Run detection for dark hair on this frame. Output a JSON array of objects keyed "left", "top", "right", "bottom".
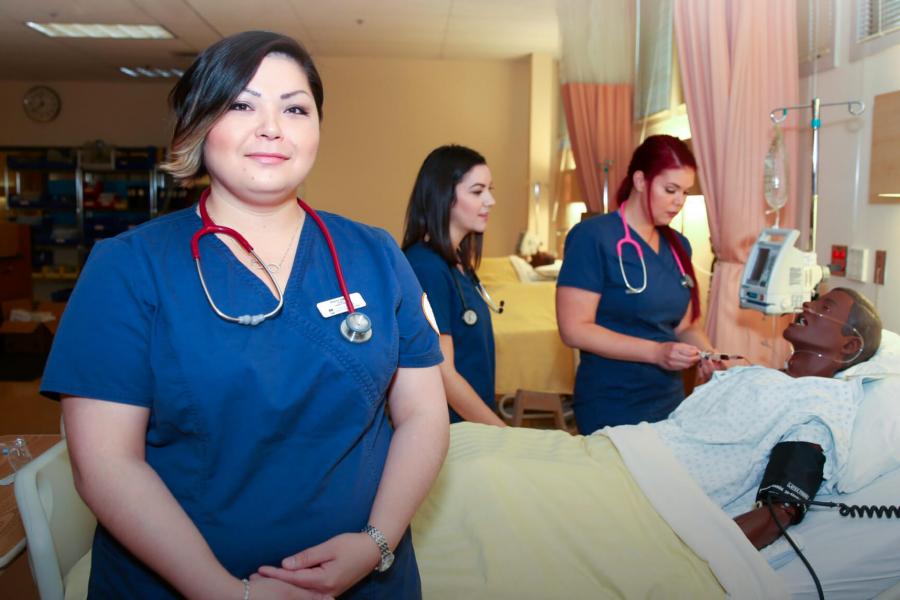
[
  {"left": 615, "top": 134, "right": 701, "bottom": 321},
  {"left": 833, "top": 287, "right": 882, "bottom": 368},
  {"left": 401, "top": 145, "right": 487, "bottom": 271},
  {"left": 161, "top": 30, "right": 324, "bottom": 182}
]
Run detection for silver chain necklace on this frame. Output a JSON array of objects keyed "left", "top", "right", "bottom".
[{"left": 252, "top": 217, "right": 302, "bottom": 273}]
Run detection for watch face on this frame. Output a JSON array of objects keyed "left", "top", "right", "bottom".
[{"left": 23, "top": 85, "right": 61, "bottom": 122}]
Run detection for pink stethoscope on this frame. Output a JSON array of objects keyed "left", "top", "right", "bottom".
[
  {"left": 191, "top": 189, "right": 372, "bottom": 343},
  {"left": 616, "top": 200, "right": 694, "bottom": 294}
]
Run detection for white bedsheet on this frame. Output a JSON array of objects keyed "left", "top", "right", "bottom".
[
  {"left": 602, "top": 423, "right": 790, "bottom": 600},
  {"left": 776, "top": 466, "right": 900, "bottom": 599}
]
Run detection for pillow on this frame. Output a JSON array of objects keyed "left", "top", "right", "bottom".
[
  {"left": 534, "top": 260, "right": 563, "bottom": 280},
  {"left": 508, "top": 255, "right": 542, "bottom": 283},
  {"left": 834, "top": 329, "right": 900, "bottom": 493}
]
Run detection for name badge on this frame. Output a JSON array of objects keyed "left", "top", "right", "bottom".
[{"left": 316, "top": 293, "right": 367, "bottom": 318}]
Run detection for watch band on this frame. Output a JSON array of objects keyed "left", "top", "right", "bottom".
[{"left": 362, "top": 525, "right": 394, "bottom": 572}]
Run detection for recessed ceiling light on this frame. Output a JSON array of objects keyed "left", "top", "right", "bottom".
[{"left": 26, "top": 22, "right": 173, "bottom": 39}]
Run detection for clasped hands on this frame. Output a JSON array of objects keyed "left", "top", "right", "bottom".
[{"left": 246, "top": 532, "right": 382, "bottom": 599}]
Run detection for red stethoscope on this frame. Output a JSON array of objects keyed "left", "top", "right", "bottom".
[
  {"left": 191, "top": 189, "right": 372, "bottom": 343},
  {"left": 616, "top": 200, "right": 693, "bottom": 294}
]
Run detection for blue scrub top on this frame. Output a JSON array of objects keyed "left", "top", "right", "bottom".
[
  {"left": 557, "top": 213, "right": 692, "bottom": 433},
  {"left": 404, "top": 242, "right": 496, "bottom": 423},
  {"left": 41, "top": 206, "right": 442, "bottom": 599}
]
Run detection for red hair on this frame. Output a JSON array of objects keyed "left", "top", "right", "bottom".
[{"left": 615, "top": 135, "right": 701, "bottom": 322}]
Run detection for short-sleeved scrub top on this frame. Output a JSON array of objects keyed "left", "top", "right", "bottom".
[
  {"left": 41, "top": 205, "right": 443, "bottom": 600},
  {"left": 404, "top": 242, "right": 496, "bottom": 423},
  {"left": 557, "top": 212, "right": 692, "bottom": 434}
]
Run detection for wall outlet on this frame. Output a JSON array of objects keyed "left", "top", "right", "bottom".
[
  {"left": 875, "top": 250, "right": 887, "bottom": 285},
  {"left": 830, "top": 244, "right": 847, "bottom": 277},
  {"left": 846, "top": 247, "right": 870, "bottom": 282}
]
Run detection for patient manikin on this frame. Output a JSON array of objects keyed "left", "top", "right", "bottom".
[{"left": 663, "top": 287, "right": 881, "bottom": 549}]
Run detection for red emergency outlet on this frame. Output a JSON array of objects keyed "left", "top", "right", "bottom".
[{"left": 831, "top": 244, "right": 847, "bottom": 277}]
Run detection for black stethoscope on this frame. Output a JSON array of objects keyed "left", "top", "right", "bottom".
[
  {"left": 450, "top": 266, "right": 504, "bottom": 326},
  {"left": 190, "top": 188, "right": 372, "bottom": 343},
  {"left": 617, "top": 200, "right": 694, "bottom": 293}
]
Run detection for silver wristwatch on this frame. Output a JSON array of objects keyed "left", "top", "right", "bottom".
[{"left": 362, "top": 525, "right": 395, "bottom": 572}]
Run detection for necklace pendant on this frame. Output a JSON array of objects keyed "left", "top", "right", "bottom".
[{"left": 252, "top": 260, "right": 279, "bottom": 273}]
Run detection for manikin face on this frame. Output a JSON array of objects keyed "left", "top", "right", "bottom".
[
  {"left": 203, "top": 54, "right": 320, "bottom": 206},
  {"left": 633, "top": 167, "right": 695, "bottom": 226},
  {"left": 783, "top": 289, "right": 861, "bottom": 378},
  {"left": 449, "top": 164, "right": 496, "bottom": 242}
]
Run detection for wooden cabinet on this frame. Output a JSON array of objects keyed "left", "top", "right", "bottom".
[{"left": 0, "top": 223, "right": 32, "bottom": 303}]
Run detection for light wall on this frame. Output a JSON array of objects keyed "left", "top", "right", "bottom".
[
  {"left": 0, "top": 81, "right": 173, "bottom": 146},
  {"left": 1, "top": 54, "right": 542, "bottom": 257},
  {"left": 304, "top": 55, "right": 531, "bottom": 256},
  {"left": 799, "top": 1, "right": 900, "bottom": 331}
]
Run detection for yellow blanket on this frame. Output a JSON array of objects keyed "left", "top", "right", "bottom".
[
  {"left": 412, "top": 424, "right": 725, "bottom": 599},
  {"left": 488, "top": 281, "right": 574, "bottom": 396}
]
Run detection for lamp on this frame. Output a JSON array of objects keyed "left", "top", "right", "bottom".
[{"left": 566, "top": 202, "right": 588, "bottom": 230}]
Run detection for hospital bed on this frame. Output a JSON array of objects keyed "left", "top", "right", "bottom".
[
  {"left": 477, "top": 256, "right": 574, "bottom": 397},
  {"left": 412, "top": 330, "right": 900, "bottom": 600}
]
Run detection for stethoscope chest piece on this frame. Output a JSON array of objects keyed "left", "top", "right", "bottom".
[
  {"left": 681, "top": 273, "right": 695, "bottom": 289},
  {"left": 461, "top": 309, "right": 478, "bottom": 326},
  {"left": 341, "top": 311, "right": 373, "bottom": 343}
]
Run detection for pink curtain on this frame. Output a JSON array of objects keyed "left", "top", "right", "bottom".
[
  {"left": 561, "top": 83, "right": 634, "bottom": 213},
  {"left": 674, "top": 0, "right": 802, "bottom": 367}
]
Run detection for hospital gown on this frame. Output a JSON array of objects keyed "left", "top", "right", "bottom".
[{"left": 651, "top": 366, "right": 863, "bottom": 516}]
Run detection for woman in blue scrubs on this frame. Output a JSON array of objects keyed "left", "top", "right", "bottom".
[
  {"left": 556, "top": 135, "right": 719, "bottom": 434},
  {"left": 401, "top": 146, "right": 506, "bottom": 427},
  {"left": 41, "top": 31, "right": 449, "bottom": 600}
]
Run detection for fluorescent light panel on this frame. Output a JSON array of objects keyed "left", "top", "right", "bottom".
[
  {"left": 120, "top": 67, "right": 183, "bottom": 78},
  {"left": 26, "top": 22, "right": 173, "bottom": 39}
]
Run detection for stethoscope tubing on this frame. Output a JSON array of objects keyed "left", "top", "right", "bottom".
[
  {"left": 192, "top": 189, "right": 364, "bottom": 337},
  {"left": 450, "top": 266, "right": 503, "bottom": 326},
  {"left": 617, "top": 200, "right": 692, "bottom": 294}
]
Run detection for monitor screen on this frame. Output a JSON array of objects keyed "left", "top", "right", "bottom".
[{"left": 749, "top": 247, "right": 771, "bottom": 283}]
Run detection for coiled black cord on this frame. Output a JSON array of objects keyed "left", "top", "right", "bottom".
[{"left": 807, "top": 500, "right": 900, "bottom": 518}]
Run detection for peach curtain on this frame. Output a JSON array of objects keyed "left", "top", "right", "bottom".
[
  {"left": 561, "top": 83, "right": 634, "bottom": 213},
  {"left": 674, "top": 0, "right": 802, "bottom": 367}
]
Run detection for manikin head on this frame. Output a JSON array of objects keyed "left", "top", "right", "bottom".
[{"left": 783, "top": 287, "right": 882, "bottom": 378}]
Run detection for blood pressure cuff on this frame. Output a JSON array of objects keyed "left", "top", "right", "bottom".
[{"left": 755, "top": 442, "right": 825, "bottom": 524}]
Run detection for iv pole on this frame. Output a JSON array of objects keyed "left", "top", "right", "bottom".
[
  {"left": 598, "top": 159, "right": 613, "bottom": 214},
  {"left": 768, "top": 97, "right": 865, "bottom": 252}
]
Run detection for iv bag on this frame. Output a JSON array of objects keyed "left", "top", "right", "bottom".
[{"left": 763, "top": 126, "right": 789, "bottom": 213}]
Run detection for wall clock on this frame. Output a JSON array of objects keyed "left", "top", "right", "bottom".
[{"left": 23, "top": 85, "right": 61, "bottom": 123}]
